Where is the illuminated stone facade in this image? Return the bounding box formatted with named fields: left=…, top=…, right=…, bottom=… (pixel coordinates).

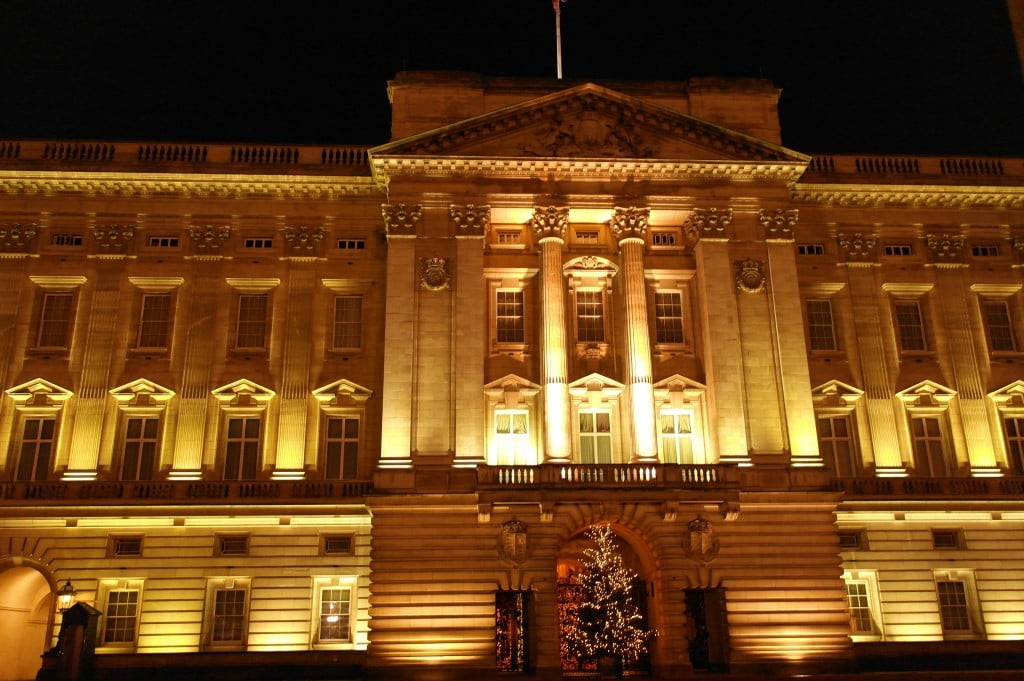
left=1, top=72, right=1023, bottom=679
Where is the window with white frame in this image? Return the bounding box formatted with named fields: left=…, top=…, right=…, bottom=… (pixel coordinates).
left=318, top=586, right=352, bottom=642
left=659, top=410, right=693, bottom=464
left=806, top=298, right=837, bottom=351
left=935, top=575, right=982, bottom=637
left=235, top=294, right=268, bottom=349
left=1003, top=416, right=1024, bottom=475
left=332, top=295, right=362, bottom=350
left=981, top=299, right=1017, bottom=352
left=816, top=414, right=858, bottom=477
left=102, top=588, right=140, bottom=645
left=576, top=291, right=605, bottom=343
left=210, top=588, right=247, bottom=644
left=37, top=292, right=74, bottom=348
left=654, top=292, right=684, bottom=344
left=496, top=290, right=525, bottom=344
left=493, top=409, right=530, bottom=465
left=842, top=571, right=883, bottom=641
left=120, top=416, right=159, bottom=481
left=16, top=417, right=56, bottom=481
left=578, top=410, right=612, bottom=464
left=223, top=416, right=261, bottom=480
left=137, top=294, right=172, bottom=349
left=324, top=416, right=359, bottom=479
left=910, top=416, right=951, bottom=477
left=893, top=300, right=928, bottom=351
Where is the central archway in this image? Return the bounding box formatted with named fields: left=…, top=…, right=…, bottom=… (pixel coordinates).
left=0, top=565, right=54, bottom=681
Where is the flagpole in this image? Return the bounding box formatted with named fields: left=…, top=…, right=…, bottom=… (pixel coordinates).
left=554, top=0, right=563, bottom=79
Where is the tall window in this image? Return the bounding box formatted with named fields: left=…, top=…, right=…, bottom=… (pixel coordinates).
left=576, top=291, right=605, bottom=343
left=1004, top=417, right=1024, bottom=475
left=224, top=417, right=261, bottom=480
left=318, top=586, right=352, bottom=642
left=332, top=296, right=362, bottom=350
left=210, top=588, right=247, bottom=644
left=103, top=590, right=140, bottom=645
left=981, top=300, right=1016, bottom=352
left=660, top=411, right=693, bottom=464
left=894, top=300, right=927, bottom=351
left=654, top=292, right=684, bottom=344
left=235, top=294, right=268, bottom=348
left=911, top=417, right=950, bottom=477
left=16, top=418, right=56, bottom=481
left=324, top=416, right=359, bottom=479
left=494, top=410, right=530, bottom=465
left=579, top=411, right=612, bottom=463
left=137, top=294, right=172, bottom=348
left=845, top=581, right=875, bottom=634
left=936, top=580, right=972, bottom=633
left=806, top=299, right=837, bottom=351
left=121, top=417, right=159, bottom=481
left=37, top=293, right=74, bottom=348
left=817, top=415, right=858, bottom=477
left=496, top=290, right=525, bottom=343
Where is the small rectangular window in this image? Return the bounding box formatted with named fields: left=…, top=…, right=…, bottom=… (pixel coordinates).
left=318, top=586, right=352, bottom=642
left=931, top=529, right=962, bottom=549
left=16, top=417, right=55, bottom=481
left=496, top=231, right=522, bottom=245
left=103, top=590, right=140, bottom=644
left=575, top=230, right=599, bottom=244
left=224, top=417, right=261, bottom=480
left=111, top=536, right=143, bottom=557
left=51, top=233, right=83, bottom=246
left=971, top=244, right=1000, bottom=257
left=654, top=292, right=684, bottom=344
left=243, top=237, right=273, bottom=249
left=216, top=534, right=250, bottom=556
left=324, top=416, right=359, bottom=480
left=797, top=243, right=825, bottom=255
left=332, top=296, right=362, bottom=350
left=838, top=531, right=865, bottom=550
left=211, top=588, right=247, bottom=643
left=323, top=535, right=354, bottom=556
left=235, top=294, right=268, bottom=348
left=884, top=244, right=913, bottom=256
left=936, top=580, right=972, bottom=632
left=806, top=299, right=837, bottom=351
left=496, top=290, right=525, bottom=343
left=147, top=236, right=179, bottom=248
left=121, top=417, right=159, bottom=481
left=576, top=291, right=605, bottom=343
left=981, top=300, right=1016, bottom=352
left=37, top=292, right=74, bottom=348
left=651, top=232, right=677, bottom=247
left=894, top=300, right=927, bottom=351
left=137, top=294, right=172, bottom=349
left=336, top=238, right=366, bottom=250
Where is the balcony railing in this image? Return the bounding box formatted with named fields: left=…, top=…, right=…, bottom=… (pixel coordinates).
left=0, top=479, right=373, bottom=505
left=477, top=463, right=738, bottom=489
left=832, top=476, right=1024, bottom=499
left=804, top=154, right=1022, bottom=183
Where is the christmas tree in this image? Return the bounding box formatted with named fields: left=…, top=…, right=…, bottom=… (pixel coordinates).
left=564, top=524, right=649, bottom=664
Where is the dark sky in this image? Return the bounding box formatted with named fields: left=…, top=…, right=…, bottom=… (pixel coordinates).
left=2, top=1, right=1023, bottom=155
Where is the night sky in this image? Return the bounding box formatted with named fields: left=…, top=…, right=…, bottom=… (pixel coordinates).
left=2, top=0, right=1023, bottom=155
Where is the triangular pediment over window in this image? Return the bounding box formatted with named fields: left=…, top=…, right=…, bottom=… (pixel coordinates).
left=371, top=83, right=808, bottom=168
left=211, top=378, right=275, bottom=405
left=989, top=380, right=1024, bottom=407
left=896, top=380, right=956, bottom=406
left=312, top=378, right=373, bottom=406
left=110, top=378, right=175, bottom=404
left=568, top=373, right=626, bottom=394
left=811, top=379, right=864, bottom=407
left=6, top=378, right=73, bottom=405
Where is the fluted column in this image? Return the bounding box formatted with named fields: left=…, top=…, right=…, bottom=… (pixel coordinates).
left=611, top=207, right=657, bottom=462
left=531, top=206, right=571, bottom=463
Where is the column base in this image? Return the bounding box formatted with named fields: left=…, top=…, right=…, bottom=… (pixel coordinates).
left=61, top=470, right=97, bottom=481
left=970, top=466, right=1003, bottom=478
left=168, top=469, right=203, bottom=481
left=875, top=466, right=909, bottom=478
left=271, top=469, right=306, bottom=480
left=790, top=456, right=825, bottom=467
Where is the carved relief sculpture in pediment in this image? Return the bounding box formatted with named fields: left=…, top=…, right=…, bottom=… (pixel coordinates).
left=450, top=204, right=491, bottom=237
left=529, top=206, right=570, bottom=242
left=92, top=224, right=135, bottom=255
left=683, top=208, right=732, bottom=245
left=381, top=203, right=422, bottom=237
left=836, top=232, right=878, bottom=263
left=283, top=225, right=324, bottom=256
left=522, top=107, right=656, bottom=158
left=0, top=222, right=38, bottom=254
left=609, top=207, right=649, bottom=244
left=735, top=259, right=766, bottom=294
left=187, top=224, right=231, bottom=254
left=925, top=232, right=966, bottom=263
left=420, top=257, right=451, bottom=291
left=759, top=209, right=799, bottom=240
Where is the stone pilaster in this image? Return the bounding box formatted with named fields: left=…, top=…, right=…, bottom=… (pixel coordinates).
left=452, top=205, right=488, bottom=464
left=531, top=206, right=571, bottom=463
left=611, top=206, right=657, bottom=462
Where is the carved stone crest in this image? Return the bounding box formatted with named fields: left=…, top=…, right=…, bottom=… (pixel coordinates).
left=450, top=204, right=491, bottom=237
left=837, top=232, right=878, bottom=262
left=684, top=208, right=732, bottom=245
left=0, top=222, right=38, bottom=253
left=530, top=206, right=570, bottom=242
left=283, top=225, right=324, bottom=255
left=187, top=224, right=230, bottom=253
left=497, top=519, right=530, bottom=566
left=925, top=232, right=966, bottom=262
left=682, top=517, right=720, bottom=565
left=759, top=209, right=799, bottom=240
left=609, top=206, right=649, bottom=243
left=735, top=259, right=766, bottom=293
left=92, top=224, right=135, bottom=254
left=523, top=110, right=655, bottom=158
left=382, top=203, right=422, bottom=237
left=420, top=257, right=451, bottom=291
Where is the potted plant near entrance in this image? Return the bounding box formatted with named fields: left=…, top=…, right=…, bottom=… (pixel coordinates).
left=564, top=524, right=650, bottom=679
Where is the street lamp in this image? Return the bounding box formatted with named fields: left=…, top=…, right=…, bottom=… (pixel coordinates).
left=55, top=579, right=77, bottom=613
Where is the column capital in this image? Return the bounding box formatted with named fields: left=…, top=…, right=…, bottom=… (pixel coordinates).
left=759, top=208, right=798, bottom=241
left=0, top=221, right=38, bottom=255
left=529, top=205, right=569, bottom=242
left=91, top=223, right=136, bottom=256
left=382, top=203, right=422, bottom=237
left=283, top=225, right=324, bottom=257
left=684, top=207, right=732, bottom=245
left=187, top=224, right=230, bottom=255
left=449, top=203, right=490, bottom=238
left=837, top=232, right=879, bottom=264
left=925, top=231, right=966, bottom=264
left=609, top=206, right=650, bottom=245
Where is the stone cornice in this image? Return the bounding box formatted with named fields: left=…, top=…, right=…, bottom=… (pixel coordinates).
left=0, top=170, right=380, bottom=200
left=793, top=183, right=1024, bottom=209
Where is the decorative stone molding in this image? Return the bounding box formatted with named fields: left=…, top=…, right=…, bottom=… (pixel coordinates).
left=0, top=222, right=38, bottom=254
left=735, top=259, right=766, bottom=293
left=836, top=232, right=878, bottom=263
left=381, top=203, right=422, bottom=237
left=522, top=109, right=656, bottom=158
left=187, top=224, right=230, bottom=254
left=529, top=205, right=569, bottom=241
left=497, top=519, right=530, bottom=566
left=793, top=185, right=1024, bottom=209
left=282, top=225, right=324, bottom=255
left=683, top=208, right=732, bottom=245
left=449, top=204, right=490, bottom=237
left=91, top=224, right=135, bottom=255
left=420, top=257, right=451, bottom=291
left=925, top=232, right=966, bottom=263
left=682, top=517, right=720, bottom=565
left=758, top=208, right=798, bottom=240
left=609, top=206, right=649, bottom=243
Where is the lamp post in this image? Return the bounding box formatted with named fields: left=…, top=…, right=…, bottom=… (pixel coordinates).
left=55, top=578, right=77, bottom=614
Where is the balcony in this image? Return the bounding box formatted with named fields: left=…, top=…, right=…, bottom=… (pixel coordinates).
left=477, top=463, right=738, bottom=489
left=832, top=476, right=1024, bottom=500
left=0, top=479, right=373, bottom=506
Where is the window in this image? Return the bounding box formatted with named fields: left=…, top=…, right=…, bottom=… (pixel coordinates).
left=16, top=417, right=56, bottom=481
left=576, top=291, right=605, bottom=342
left=332, top=296, right=362, bottom=350
left=936, top=580, right=971, bottom=632
left=579, top=411, right=612, bottom=464
left=210, top=589, right=247, bottom=644
left=838, top=531, right=865, bottom=550
left=1003, top=417, right=1024, bottom=475
left=37, top=293, right=74, bottom=348
left=496, top=290, right=525, bottom=343
left=103, top=589, right=140, bottom=645
left=817, top=415, right=858, bottom=477
left=147, top=236, right=179, bottom=248
left=235, top=294, right=268, bottom=349
left=494, top=410, right=530, bottom=465
left=654, top=292, right=684, bottom=344
left=575, top=230, right=599, bottom=245
left=845, top=581, right=875, bottom=634
left=971, top=244, right=1000, bottom=257
left=660, top=411, right=693, bottom=464
left=797, top=242, right=825, bottom=255
left=109, top=536, right=143, bottom=557
left=216, top=534, right=250, bottom=556
left=242, top=237, right=273, bottom=249
left=120, top=417, right=159, bottom=481
left=137, top=294, right=172, bottom=349
left=322, top=535, right=354, bottom=556
left=884, top=244, right=913, bottom=256
left=224, top=417, right=261, bottom=480
left=806, top=299, right=837, bottom=351
left=932, top=529, right=963, bottom=549
left=911, top=416, right=950, bottom=477
left=51, top=233, right=83, bottom=246
left=317, top=586, right=352, bottom=642
left=336, top=238, right=366, bottom=250
left=894, top=300, right=927, bottom=351
left=651, top=231, right=677, bottom=246
left=981, top=300, right=1016, bottom=352
left=324, top=416, right=359, bottom=479
left=496, top=231, right=522, bottom=245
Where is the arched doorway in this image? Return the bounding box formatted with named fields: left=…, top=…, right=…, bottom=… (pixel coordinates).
left=0, top=565, right=53, bottom=681
left=555, top=525, right=657, bottom=676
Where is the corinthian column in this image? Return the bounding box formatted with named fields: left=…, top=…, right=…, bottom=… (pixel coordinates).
left=611, top=207, right=657, bottom=462
left=531, top=206, right=571, bottom=463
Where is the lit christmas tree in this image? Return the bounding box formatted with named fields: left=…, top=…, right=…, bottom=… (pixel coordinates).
left=564, top=524, right=649, bottom=667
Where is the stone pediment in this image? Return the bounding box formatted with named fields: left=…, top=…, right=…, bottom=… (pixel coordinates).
left=372, top=83, right=805, bottom=164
